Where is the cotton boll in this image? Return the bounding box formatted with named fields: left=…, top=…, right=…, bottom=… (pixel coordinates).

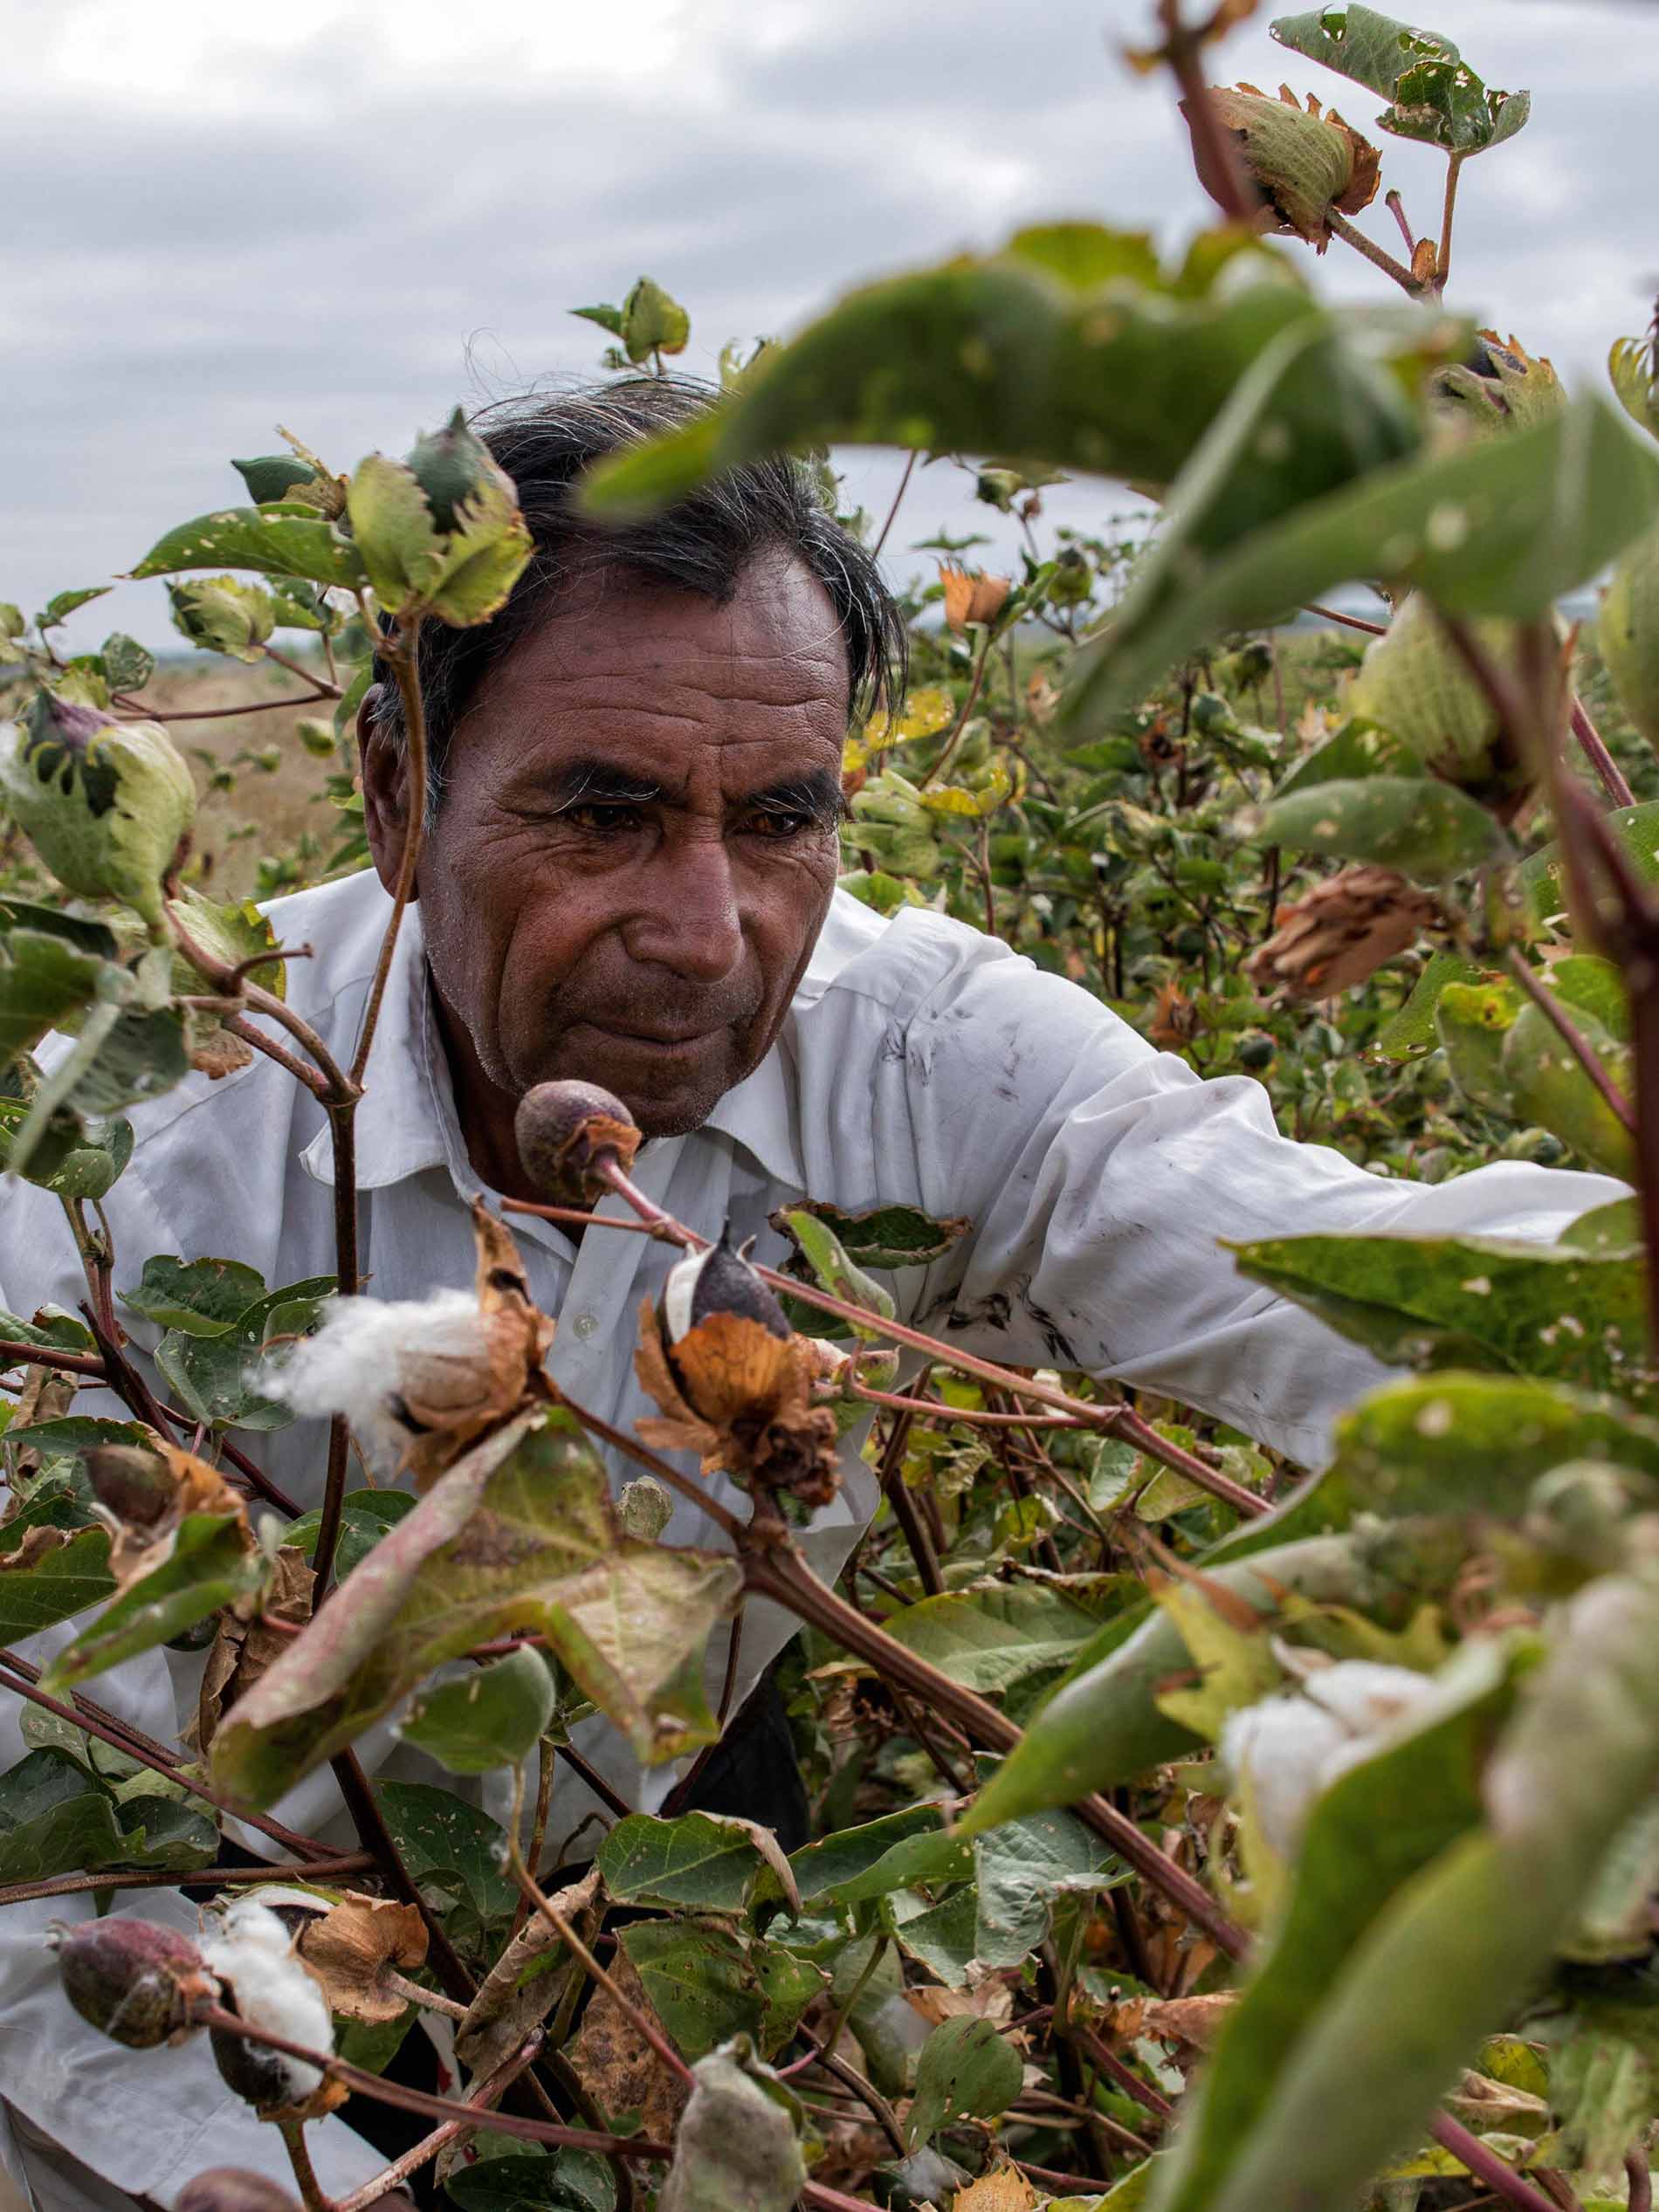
left=256, top=1290, right=489, bottom=1475
left=1222, top=1695, right=1352, bottom=1859
left=1303, top=1660, right=1436, bottom=1739
left=200, top=1898, right=332, bottom=2106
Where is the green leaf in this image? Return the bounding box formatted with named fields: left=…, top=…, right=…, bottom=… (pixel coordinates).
left=786, top=1805, right=949, bottom=1906
left=772, top=1205, right=895, bottom=1340
left=1228, top=1233, right=1656, bottom=1405
left=957, top=1535, right=1373, bottom=1836
left=39, top=588, right=113, bottom=628
left=880, top=1584, right=1101, bottom=1694
left=127, top=505, right=367, bottom=588
left=971, top=1806, right=1125, bottom=1967
left=1523, top=799, right=1659, bottom=936
left=231, top=455, right=320, bottom=505
left=447, top=2151, right=616, bottom=2212
left=773, top=1201, right=971, bottom=1273
left=657, top=2042, right=806, bottom=2212
left=0, top=1528, right=114, bottom=1639
left=0, top=1748, right=215, bottom=1880
left=401, top=1647, right=556, bottom=1775
left=120, top=1255, right=268, bottom=1337
left=44, top=1512, right=265, bottom=1692
left=1562, top=1199, right=1642, bottom=1256
left=0, top=930, right=110, bottom=1072
left=0, top=1098, right=134, bottom=1201
left=1070, top=395, right=1659, bottom=725
left=1434, top=978, right=1520, bottom=1116
left=100, top=634, right=155, bottom=693
left=598, top=1811, right=766, bottom=1913
left=905, top=2016, right=1022, bottom=2147
left=621, top=277, right=691, bottom=364
left=1247, top=774, right=1504, bottom=883
left=210, top=1413, right=740, bottom=1807
left=1152, top=1636, right=1520, bottom=2212
left=1374, top=950, right=1483, bottom=1060
left=1268, top=8, right=1530, bottom=155
left=286, top=1488, right=416, bottom=1581
left=1272, top=715, right=1423, bottom=799
left=617, top=1922, right=825, bottom=2061
left=580, top=245, right=1322, bottom=521
left=375, top=1780, right=518, bottom=1961
left=152, top=1274, right=333, bottom=1430
left=1499, top=1000, right=1635, bottom=1180
left=570, top=304, right=625, bottom=338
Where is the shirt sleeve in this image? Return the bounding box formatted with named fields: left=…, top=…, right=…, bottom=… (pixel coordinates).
left=889, top=934, right=1625, bottom=1468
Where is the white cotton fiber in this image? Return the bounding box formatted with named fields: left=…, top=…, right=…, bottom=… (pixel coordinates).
left=256, top=1289, right=488, bottom=1474
left=200, top=1897, right=332, bottom=2100
left=1222, top=1659, right=1437, bottom=1860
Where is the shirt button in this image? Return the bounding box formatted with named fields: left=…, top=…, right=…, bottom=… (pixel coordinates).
left=571, top=1310, right=597, bottom=1340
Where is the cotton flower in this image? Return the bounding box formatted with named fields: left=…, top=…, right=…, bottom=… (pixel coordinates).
left=200, top=1898, right=331, bottom=2105
left=258, top=1289, right=518, bottom=1479
left=1221, top=1660, right=1435, bottom=1859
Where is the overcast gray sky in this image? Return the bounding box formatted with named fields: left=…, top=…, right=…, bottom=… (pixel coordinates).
left=6, top=0, right=1655, bottom=654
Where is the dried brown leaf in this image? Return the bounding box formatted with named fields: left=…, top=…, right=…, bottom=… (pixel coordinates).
left=940, top=567, right=1012, bottom=634
left=402, top=1205, right=554, bottom=1488
left=455, top=1867, right=602, bottom=2078
left=568, top=1948, right=689, bottom=2137
left=1142, top=1991, right=1236, bottom=2051
left=1248, top=863, right=1439, bottom=1000
left=953, top=2169, right=1042, bottom=2212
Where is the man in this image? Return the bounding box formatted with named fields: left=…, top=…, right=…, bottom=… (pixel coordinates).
left=0, top=379, right=1622, bottom=2208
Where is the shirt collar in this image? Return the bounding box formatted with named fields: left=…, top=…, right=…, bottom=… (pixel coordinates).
left=299, top=900, right=809, bottom=1197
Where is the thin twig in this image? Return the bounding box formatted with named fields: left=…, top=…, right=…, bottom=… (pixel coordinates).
left=332, top=2035, right=547, bottom=2212
left=349, top=622, right=425, bottom=1088
left=0, top=1856, right=372, bottom=1908
left=1436, top=150, right=1466, bottom=294
left=1326, top=209, right=1421, bottom=293
left=1570, top=692, right=1635, bottom=810
left=1428, top=2117, right=1577, bottom=2212
left=1160, top=0, right=1258, bottom=223
left=919, top=629, right=995, bottom=793
left=1303, top=602, right=1387, bottom=637
left=871, top=451, right=919, bottom=560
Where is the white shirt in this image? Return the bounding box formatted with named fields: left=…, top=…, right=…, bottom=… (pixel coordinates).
left=0, top=867, right=1621, bottom=2205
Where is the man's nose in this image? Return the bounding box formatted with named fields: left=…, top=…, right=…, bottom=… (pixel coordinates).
left=622, top=829, right=744, bottom=982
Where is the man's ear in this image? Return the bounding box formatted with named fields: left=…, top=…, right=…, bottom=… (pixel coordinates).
left=357, top=683, right=418, bottom=899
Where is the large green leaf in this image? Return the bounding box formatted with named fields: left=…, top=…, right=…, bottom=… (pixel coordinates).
left=127, top=505, right=368, bottom=589
left=786, top=1804, right=948, bottom=1907
left=1247, top=775, right=1504, bottom=883
left=0, top=1748, right=216, bottom=1880
left=581, top=237, right=1319, bottom=520
left=1070, top=396, right=1659, bottom=725
left=617, top=1922, right=826, bottom=2062
left=0, top=930, right=109, bottom=1072
left=880, top=1584, right=1101, bottom=1694
left=597, top=1810, right=767, bottom=1913
left=906, top=2016, right=1023, bottom=2147
left=1500, top=1000, right=1635, bottom=1181
left=399, top=1645, right=556, bottom=1776
left=1269, top=6, right=1530, bottom=155
left=1228, top=1233, right=1656, bottom=1406
left=120, top=1255, right=268, bottom=1337
left=375, top=1780, right=517, bottom=1967
left=153, top=1275, right=334, bottom=1430
left=210, top=1412, right=741, bottom=1807
left=1522, top=799, right=1659, bottom=936
left=0, top=1528, right=114, bottom=1639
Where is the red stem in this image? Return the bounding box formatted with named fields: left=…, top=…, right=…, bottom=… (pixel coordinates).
left=1428, top=2116, right=1568, bottom=2212
left=1570, top=692, right=1635, bottom=809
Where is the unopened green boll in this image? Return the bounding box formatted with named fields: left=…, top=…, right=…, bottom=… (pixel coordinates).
left=0, top=692, right=195, bottom=930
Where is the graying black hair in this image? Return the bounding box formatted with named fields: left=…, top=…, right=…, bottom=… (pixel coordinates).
left=368, top=377, right=906, bottom=802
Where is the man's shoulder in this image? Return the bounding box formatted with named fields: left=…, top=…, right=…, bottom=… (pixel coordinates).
left=258, top=868, right=396, bottom=1020
left=799, top=888, right=1025, bottom=1022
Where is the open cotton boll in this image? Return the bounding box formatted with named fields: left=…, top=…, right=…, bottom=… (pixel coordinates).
left=200, top=1898, right=331, bottom=2100
left=257, top=1289, right=488, bottom=1475
left=1222, top=1660, right=1438, bottom=1859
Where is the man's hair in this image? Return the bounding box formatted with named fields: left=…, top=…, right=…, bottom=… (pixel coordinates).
left=368, top=376, right=907, bottom=800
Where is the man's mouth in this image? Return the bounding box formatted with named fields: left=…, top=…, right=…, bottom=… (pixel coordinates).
left=577, top=1018, right=729, bottom=1053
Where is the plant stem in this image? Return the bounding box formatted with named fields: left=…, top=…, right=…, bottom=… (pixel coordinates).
left=0, top=1338, right=105, bottom=1376
left=1326, top=209, right=1422, bottom=293
left=331, top=2036, right=547, bottom=2212
left=0, top=1855, right=372, bottom=1908
left=279, top=2120, right=332, bottom=2212
left=871, top=451, right=918, bottom=560
left=382, top=1971, right=470, bottom=2022
left=919, top=629, right=995, bottom=792
left=191, top=2002, right=671, bottom=2161
left=1385, top=189, right=1416, bottom=256
left=1503, top=950, right=1635, bottom=1132
left=1428, top=2116, right=1566, bottom=2212
left=349, top=620, right=426, bottom=1088
left=1627, top=2148, right=1653, bottom=2212
left=874, top=1409, right=945, bottom=1597
left=1570, top=692, right=1635, bottom=809
left=1159, top=0, right=1258, bottom=223
left=1303, top=602, right=1387, bottom=636
left=557, top=1388, right=747, bottom=1542
left=0, top=1652, right=336, bottom=1859
left=263, top=645, right=343, bottom=696
left=328, top=1750, right=477, bottom=2005
left=1436, top=151, right=1466, bottom=294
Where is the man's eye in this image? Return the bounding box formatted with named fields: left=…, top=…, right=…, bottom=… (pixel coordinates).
left=565, top=803, right=642, bottom=833
left=745, top=811, right=815, bottom=839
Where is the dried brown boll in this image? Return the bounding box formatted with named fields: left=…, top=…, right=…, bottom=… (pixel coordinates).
left=52, top=1915, right=214, bottom=2049
left=209, top=2013, right=304, bottom=2114
left=176, top=2173, right=304, bottom=2212
left=515, top=1079, right=641, bottom=1204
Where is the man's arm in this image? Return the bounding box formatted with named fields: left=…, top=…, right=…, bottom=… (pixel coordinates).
left=883, top=931, right=1621, bottom=1467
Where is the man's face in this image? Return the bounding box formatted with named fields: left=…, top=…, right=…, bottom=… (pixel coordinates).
left=362, top=551, right=849, bottom=1158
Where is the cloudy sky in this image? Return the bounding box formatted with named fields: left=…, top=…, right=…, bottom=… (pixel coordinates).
left=6, top=0, right=1654, bottom=653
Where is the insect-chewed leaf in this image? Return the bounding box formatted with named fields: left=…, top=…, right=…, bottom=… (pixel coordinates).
left=209, top=1411, right=740, bottom=1807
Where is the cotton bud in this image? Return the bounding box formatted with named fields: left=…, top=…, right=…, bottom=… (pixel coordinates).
left=1599, top=520, right=1659, bottom=749
left=176, top=2172, right=303, bottom=2212
left=201, top=1898, right=333, bottom=2113
left=1186, top=83, right=1380, bottom=249
left=1347, top=591, right=1529, bottom=793
left=619, top=1475, right=673, bottom=1541
left=515, top=1079, right=642, bottom=1204
left=0, top=692, right=196, bottom=930
left=1222, top=1660, right=1435, bottom=1858
left=663, top=1232, right=792, bottom=1351
left=52, top=1914, right=214, bottom=2049
left=404, top=408, right=506, bottom=534
left=168, top=576, right=276, bottom=664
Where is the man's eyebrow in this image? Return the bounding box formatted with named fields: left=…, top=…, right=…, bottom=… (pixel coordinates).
left=743, top=770, right=849, bottom=825
left=543, top=759, right=664, bottom=809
